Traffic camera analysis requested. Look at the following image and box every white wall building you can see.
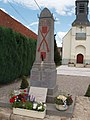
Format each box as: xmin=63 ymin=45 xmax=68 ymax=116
xmin=62 ymin=0 xmax=90 ymax=65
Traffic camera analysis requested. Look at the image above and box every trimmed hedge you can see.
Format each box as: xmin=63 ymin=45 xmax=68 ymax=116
xmin=0 ymin=26 xmax=36 ymax=84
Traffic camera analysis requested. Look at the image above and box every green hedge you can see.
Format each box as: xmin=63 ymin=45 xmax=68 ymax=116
xmin=0 ymin=26 xmax=36 ymax=84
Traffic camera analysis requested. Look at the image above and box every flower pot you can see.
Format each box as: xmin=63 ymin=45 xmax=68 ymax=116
xmin=68 ymin=63 xmax=75 ymax=67
xmin=13 ymin=108 xmax=46 ymax=119
xmin=55 ymin=104 xmax=68 ymax=111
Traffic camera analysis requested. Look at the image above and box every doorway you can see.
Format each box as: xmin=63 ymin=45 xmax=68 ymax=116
xmin=77 ymin=54 xmax=84 ymax=63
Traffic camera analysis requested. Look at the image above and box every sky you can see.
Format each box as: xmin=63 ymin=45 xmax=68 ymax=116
xmin=0 ymin=0 xmax=90 ymax=47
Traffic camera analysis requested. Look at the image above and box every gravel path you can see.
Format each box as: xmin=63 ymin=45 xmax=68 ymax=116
xmin=0 ymin=80 xmax=21 ymax=102
xmin=57 ymin=75 xmax=90 ymax=96
xmin=56 ymin=65 xmax=90 ymax=96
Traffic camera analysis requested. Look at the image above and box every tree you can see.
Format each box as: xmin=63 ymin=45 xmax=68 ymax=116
xmin=54 ymin=34 xmax=61 ymax=66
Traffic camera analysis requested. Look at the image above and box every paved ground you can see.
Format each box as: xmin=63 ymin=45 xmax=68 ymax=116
xmin=57 ymin=65 xmax=90 ymax=77
xmin=57 ymin=75 xmax=90 ymax=96
xmin=56 ymin=65 xmax=90 ymax=96
xmin=0 ymin=65 xmax=90 ymax=101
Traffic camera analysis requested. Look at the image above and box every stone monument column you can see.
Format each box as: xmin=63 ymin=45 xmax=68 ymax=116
xmin=30 ymin=8 xmax=57 ymax=95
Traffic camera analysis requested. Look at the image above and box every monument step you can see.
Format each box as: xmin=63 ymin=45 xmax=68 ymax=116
xmin=46 ymin=95 xmax=75 ymax=117
xmin=0 ymin=96 xmax=75 ymax=118
xmin=0 ymin=101 xmax=75 ymax=118
xmin=46 ymin=103 xmax=73 ymax=118
xmin=46 ymin=92 xmax=59 ymax=103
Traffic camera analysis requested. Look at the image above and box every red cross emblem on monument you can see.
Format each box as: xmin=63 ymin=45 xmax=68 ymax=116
xmin=38 ymin=26 xmax=49 ymax=52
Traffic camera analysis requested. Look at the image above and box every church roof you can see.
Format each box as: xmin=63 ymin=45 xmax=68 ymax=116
xmin=72 ymin=0 xmax=90 ymax=26
xmin=76 ymin=0 xmax=88 ymax=1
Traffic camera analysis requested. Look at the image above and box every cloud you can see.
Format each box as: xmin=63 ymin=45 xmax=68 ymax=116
xmin=29 ymin=22 xmax=38 ymax=27
xmin=12 ymin=0 xmax=38 ymax=10
xmin=26 ymin=22 xmax=38 ymax=34
xmin=27 ymin=26 xmax=38 ymax=34
xmin=11 ymin=0 xmax=75 ymax=16
xmin=3 ymin=0 xmax=8 ymax=3
xmin=2 ymin=0 xmax=90 ymax=16
xmin=56 ymin=31 xmax=67 ymax=47
xmin=54 ymin=17 xmax=61 ymax=25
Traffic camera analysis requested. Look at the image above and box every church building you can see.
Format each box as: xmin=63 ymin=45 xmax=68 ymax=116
xmin=62 ymin=0 xmax=90 ymax=66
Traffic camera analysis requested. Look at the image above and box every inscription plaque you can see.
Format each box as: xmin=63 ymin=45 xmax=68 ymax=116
xmin=29 ymin=86 xmax=47 ymax=103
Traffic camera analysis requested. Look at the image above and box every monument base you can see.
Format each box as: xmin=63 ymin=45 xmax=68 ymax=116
xmin=30 ymin=62 xmax=57 ymax=97
xmin=46 ymin=85 xmax=58 ymax=103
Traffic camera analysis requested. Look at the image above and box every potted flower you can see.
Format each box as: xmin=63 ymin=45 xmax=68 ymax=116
xmin=85 ymin=63 xmax=90 ymax=68
xmin=13 ymin=76 xmax=30 ymax=96
xmin=10 ymin=90 xmax=46 ymax=118
xmin=68 ymin=62 xmax=75 ymax=67
xmin=54 ymin=94 xmax=73 ymax=111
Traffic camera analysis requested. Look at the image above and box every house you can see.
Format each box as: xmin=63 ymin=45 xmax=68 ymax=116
xmin=0 ymin=9 xmax=37 ymax=40
xmin=62 ymin=0 xmax=90 ymax=67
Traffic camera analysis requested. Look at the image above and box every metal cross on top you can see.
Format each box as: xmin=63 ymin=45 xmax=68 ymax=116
xmin=79 ymin=26 xmax=83 ymax=32
xmin=38 ymin=26 xmax=50 ymax=52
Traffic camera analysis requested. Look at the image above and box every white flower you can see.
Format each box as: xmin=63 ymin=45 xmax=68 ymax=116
xmin=39 ymin=101 xmax=42 ymax=104
xmin=38 ymin=106 xmax=42 ymax=110
xmin=43 ymin=104 xmax=46 ymax=107
xmin=14 ymin=90 xmax=20 ymax=96
xmin=33 ymin=103 xmax=37 ymax=109
xmin=57 ymin=95 xmax=67 ymax=101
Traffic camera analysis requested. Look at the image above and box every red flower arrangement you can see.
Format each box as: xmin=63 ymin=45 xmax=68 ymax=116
xmin=10 ymin=90 xmax=31 ymax=104
xmin=10 ymin=98 xmax=15 ymax=103
xmin=10 ymin=89 xmax=46 ymax=112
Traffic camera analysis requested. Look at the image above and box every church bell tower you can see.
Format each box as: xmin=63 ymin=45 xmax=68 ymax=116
xmin=72 ymin=0 xmax=90 ymax=26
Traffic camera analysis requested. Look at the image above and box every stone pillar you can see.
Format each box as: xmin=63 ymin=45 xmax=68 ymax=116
xmin=30 ymin=8 xmax=57 ymax=95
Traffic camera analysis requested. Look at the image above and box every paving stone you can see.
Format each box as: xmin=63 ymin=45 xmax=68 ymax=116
xmin=72 ymin=96 xmax=90 ymax=120
xmin=0 ymin=107 xmax=11 ymax=120
xmin=11 ymin=114 xmax=35 ymax=120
